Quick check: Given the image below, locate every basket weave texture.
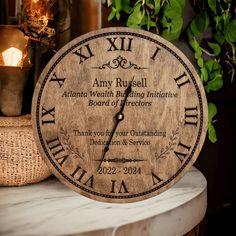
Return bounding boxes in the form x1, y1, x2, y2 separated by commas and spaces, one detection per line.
0, 115, 51, 186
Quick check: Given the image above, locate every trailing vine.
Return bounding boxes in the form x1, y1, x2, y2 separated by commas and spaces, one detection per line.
103, 0, 185, 40
103, 0, 236, 143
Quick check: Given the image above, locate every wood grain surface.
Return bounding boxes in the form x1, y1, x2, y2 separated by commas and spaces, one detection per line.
32, 27, 208, 203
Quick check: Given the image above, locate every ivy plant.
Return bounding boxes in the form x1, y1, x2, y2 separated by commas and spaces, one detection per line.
103, 0, 236, 143
103, 0, 185, 41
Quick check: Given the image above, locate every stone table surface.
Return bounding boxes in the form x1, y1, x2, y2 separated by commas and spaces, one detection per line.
0, 167, 207, 236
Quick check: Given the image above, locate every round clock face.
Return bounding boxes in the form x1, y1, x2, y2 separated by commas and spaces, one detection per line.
32, 27, 207, 203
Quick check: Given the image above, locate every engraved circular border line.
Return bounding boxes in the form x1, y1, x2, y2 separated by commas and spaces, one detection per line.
36, 30, 204, 199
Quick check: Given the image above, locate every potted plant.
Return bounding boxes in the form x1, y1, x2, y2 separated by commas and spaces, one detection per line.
102, 0, 236, 143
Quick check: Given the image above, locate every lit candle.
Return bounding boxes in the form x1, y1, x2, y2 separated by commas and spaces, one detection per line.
2, 47, 23, 67
0, 25, 31, 116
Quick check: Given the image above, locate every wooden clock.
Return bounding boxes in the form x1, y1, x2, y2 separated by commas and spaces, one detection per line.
32, 27, 208, 203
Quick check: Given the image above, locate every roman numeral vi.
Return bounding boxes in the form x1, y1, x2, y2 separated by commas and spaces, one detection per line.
110, 180, 129, 193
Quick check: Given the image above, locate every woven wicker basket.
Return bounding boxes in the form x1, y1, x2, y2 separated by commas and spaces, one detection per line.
0, 115, 51, 186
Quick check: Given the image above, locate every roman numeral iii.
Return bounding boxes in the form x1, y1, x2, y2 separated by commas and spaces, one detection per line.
106, 37, 133, 51
184, 106, 198, 126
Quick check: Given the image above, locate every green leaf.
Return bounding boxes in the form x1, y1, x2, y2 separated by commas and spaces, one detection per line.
177, 0, 186, 9
200, 67, 208, 82
197, 57, 204, 68
116, 10, 121, 20
163, 0, 185, 16
208, 102, 217, 122
126, 3, 144, 28
121, 0, 131, 14
190, 12, 209, 36
204, 60, 223, 92
208, 0, 217, 13
163, 0, 185, 14
208, 102, 217, 143
154, 0, 161, 14
108, 0, 131, 20
208, 123, 217, 143
207, 42, 221, 56
214, 15, 224, 32
150, 20, 157, 27
161, 16, 183, 41
140, 15, 148, 27
147, 10, 151, 31
188, 38, 204, 68
160, 0, 185, 41
205, 60, 222, 73
214, 32, 225, 45
115, 0, 122, 11
108, 7, 117, 21
189, 38, 200, 52
146, 0, 155, 10
224, 19, 236, 43
205, 74, 223, 92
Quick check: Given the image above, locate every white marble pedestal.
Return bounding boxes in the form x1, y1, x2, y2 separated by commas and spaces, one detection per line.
0, 167, 207, 236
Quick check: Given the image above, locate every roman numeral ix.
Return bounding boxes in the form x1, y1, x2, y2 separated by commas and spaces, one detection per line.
41, 106, 55, 125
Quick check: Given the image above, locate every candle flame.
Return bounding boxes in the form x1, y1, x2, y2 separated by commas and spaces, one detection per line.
2, 47, 23, 66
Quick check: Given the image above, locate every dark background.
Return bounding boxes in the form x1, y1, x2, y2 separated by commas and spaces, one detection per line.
195, 77, 236, 235
1, 1, 235, 235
